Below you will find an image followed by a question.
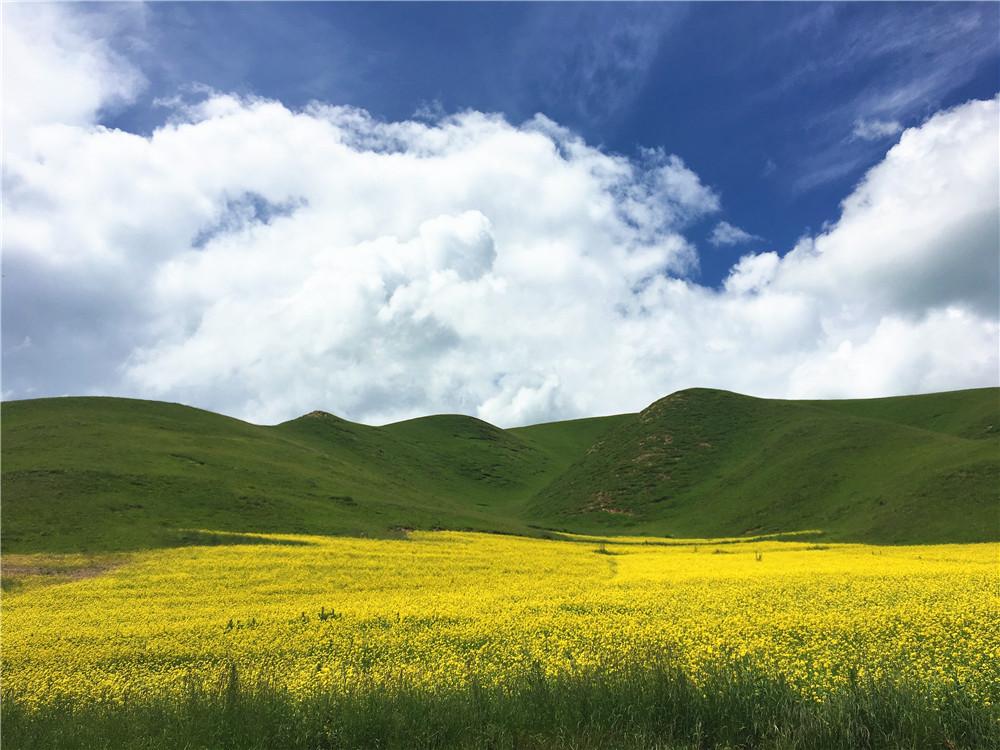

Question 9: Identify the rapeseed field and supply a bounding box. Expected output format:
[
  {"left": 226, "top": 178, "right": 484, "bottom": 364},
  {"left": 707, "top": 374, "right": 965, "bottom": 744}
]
[{"left": 3, "top": 532, "right": 998, "bottom": 748}]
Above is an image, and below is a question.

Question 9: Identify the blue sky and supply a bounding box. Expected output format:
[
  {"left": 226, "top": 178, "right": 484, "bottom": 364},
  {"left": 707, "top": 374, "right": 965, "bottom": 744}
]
[
  {"left": 101, "top": 2, "right": 1000, "bottom": 287},
  {"left": 4, "top": 2, "right": 999, "bottom": 425}
]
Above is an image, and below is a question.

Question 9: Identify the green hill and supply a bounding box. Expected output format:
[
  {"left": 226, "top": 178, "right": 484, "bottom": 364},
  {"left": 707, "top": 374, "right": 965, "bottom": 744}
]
[
  {"left": 2, "top": 388, "right": 996, "bottom": 553},
  {"left": 530, "top": 388, "right": 999, "bottom": 543},
  {"left": 0, "top": 398, "right": 606, "bottom": 553}
]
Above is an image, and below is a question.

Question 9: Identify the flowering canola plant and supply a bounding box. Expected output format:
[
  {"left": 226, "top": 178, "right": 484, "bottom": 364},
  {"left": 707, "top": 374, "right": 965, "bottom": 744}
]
[{"left": 3, "top": 532, "right": 998, "bottom": 708}]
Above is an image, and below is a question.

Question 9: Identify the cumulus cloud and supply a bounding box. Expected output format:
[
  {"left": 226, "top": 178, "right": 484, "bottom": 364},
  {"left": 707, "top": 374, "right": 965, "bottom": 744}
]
[
  {"left": 3, "top": 7, "right": 998, "bottom": 426},
  {"left": 852, "top": 118, "right": 903, "bottom": 141},
  {"left": 747, "top": 97, "right": 1000, "bottom": 318},
  {"left": 709, "top": 221, "right": 761, "bottom": 247},
  {"left": 1, "top": 4, "right": 145, "bottom": 151}
]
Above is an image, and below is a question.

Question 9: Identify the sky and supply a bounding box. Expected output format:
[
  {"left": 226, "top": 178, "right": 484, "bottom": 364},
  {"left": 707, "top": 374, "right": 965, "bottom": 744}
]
[{"left": 3, "top": 2, "right": 999, "bottom": 426}]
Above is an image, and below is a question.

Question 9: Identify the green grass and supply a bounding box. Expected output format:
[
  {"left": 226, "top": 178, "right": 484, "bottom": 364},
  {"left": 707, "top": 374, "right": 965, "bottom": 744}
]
[
  {"left": 4, "top": 660, "right": 995, "bottom": 750},
  {"left": 0, "top": 398, "right": 603, "bottom": 553},
  {"left": 532, "top": 388, "right": 1000, "bottom": 543},
  {"left": 2, "top": 387, "right": 997, "bottom": 554}
]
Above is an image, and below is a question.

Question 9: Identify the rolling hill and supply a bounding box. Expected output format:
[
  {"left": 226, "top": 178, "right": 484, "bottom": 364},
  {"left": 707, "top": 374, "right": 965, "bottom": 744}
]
[
  {"left": 2, "top": 388, "right": 996, "bottom": 552},
  {"left": 530, "top": 388, "right": 999, "bottom": 543}
]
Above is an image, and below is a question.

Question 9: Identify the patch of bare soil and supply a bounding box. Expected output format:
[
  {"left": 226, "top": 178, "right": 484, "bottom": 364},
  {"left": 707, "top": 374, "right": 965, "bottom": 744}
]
[
  {"left": 1, "top": 554, "right": 126, "bottom": 592},
  {"left": 583, "top": 491, "right": 636, "bottom": 516}
]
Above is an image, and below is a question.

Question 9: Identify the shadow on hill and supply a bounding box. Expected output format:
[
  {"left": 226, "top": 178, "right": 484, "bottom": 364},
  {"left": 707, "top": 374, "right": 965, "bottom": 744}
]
[
  {"left": 536, "top": 528, "right": 825, "bottom": 548},
  {"left": 169, "top": 530, "right": 316, "bottom": 548}
]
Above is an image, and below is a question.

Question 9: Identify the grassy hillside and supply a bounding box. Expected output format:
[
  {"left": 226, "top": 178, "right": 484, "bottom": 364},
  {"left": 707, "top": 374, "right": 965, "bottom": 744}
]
[
  {"left": 799, "top": 387, "right": 999, "bottom": 439},
  {"left": 530, "top": 388, "right": 999, "bottom": 543},
  {"left": 1, "top": 398, "right": 621, "bottom": 553},
  {"left": 2, "top": 388, "right": 997, "bottom": 552}
]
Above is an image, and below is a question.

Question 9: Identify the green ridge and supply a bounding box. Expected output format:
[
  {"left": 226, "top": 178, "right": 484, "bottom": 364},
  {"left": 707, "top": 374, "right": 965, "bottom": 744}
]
[
  {"left": 798, "top": 387, "right": 1000, "bottom": 440},
  {"left": 2, "top": 388, "right": 997, "bottom": 552},
  {"left": 531, "top": 388, "right": 999, "bottom": 543}
]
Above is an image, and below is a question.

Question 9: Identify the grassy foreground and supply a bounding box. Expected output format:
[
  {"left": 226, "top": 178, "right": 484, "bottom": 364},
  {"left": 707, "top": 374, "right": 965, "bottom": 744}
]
[
  {"left": 3, "top": 532, "right": 997, "bottom": 749},
  {"left": 4, "top": 662, "right": 995, "bottom": 750}
]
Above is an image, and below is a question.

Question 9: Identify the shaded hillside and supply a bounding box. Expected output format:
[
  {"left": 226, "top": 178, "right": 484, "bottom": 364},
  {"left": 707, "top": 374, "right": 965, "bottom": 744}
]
[
  {"left": 530, "top": 388, "right": 999, "bottom": 543},
  {"left": 2, "top": 388, "right": 997, "bottom": 552}
]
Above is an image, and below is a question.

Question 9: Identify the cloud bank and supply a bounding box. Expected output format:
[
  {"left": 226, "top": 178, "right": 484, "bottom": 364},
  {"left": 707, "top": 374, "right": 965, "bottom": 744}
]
[{"left": 3, "top": 6, "right": 998, "bottom": 426}]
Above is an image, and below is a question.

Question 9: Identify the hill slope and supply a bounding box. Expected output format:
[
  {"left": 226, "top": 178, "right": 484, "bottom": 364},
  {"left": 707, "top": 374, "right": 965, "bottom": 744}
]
[
  {"left": 1, "top": 398, "right": 624, "bottom": 552},
  {"left": 530, "top": 388, "right": 999, "bottom": 543},
  {"left": 2, "top": 388, "right": 996, "bottom": 552}
]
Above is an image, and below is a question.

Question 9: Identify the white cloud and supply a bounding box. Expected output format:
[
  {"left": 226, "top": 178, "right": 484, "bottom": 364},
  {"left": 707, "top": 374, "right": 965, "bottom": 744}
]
[
  {"left": 767, "top": 97, "right": 1000, "bottom": 317},
  {"left": 852, "top": 118, "right": 903, "bottom": 141},
  {"left": 478, "top": 373, "right": 568, "bottom": 427},
  {"left": 3, "top": 7, "right": 998, "bottom": 427},
  {"left": 709, "top": 221, "right": 761, "bottom": 247},
  {"left": 1, "top": 4, "right": 145, "bottom": 151},
  {"left": 787, "top": 308, "right": 998, "bottom": 399},
  {"left": 723, "top": 252, "right": 780, "bottom": 294}
]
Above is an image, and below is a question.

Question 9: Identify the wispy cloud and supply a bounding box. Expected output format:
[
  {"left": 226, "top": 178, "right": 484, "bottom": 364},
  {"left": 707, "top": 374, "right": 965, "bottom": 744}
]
[
  {"left": 851, "top": 118, "right": 902, "bottom": 141},
  {"left": 513, "top": 4, "right": 685, "bottom": 126},
  {"left": 709, "top": 221, "right": 761, "bottom": 247},
  {"left": 760, "top": 4, "right": 999, "bottom": 192}
]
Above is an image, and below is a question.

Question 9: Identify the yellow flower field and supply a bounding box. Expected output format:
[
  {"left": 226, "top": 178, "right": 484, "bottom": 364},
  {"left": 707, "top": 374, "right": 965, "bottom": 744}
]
[{"left": 3, "top": 532, "right": 998, "bottom": 709}]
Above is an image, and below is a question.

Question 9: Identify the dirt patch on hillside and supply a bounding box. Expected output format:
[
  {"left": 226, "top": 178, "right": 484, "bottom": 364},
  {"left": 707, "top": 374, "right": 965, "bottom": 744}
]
[
  {"left": 1, "top": 554, "right": 126, "bottom": 593},
  {"left": 583, "top": 491, "right": 636, "bottom": 516}
]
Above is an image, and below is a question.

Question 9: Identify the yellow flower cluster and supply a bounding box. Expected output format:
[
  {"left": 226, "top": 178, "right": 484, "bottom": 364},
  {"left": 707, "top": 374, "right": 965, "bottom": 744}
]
[{"left": 3, "top": 532, "right": 997, "bottom": 708}]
